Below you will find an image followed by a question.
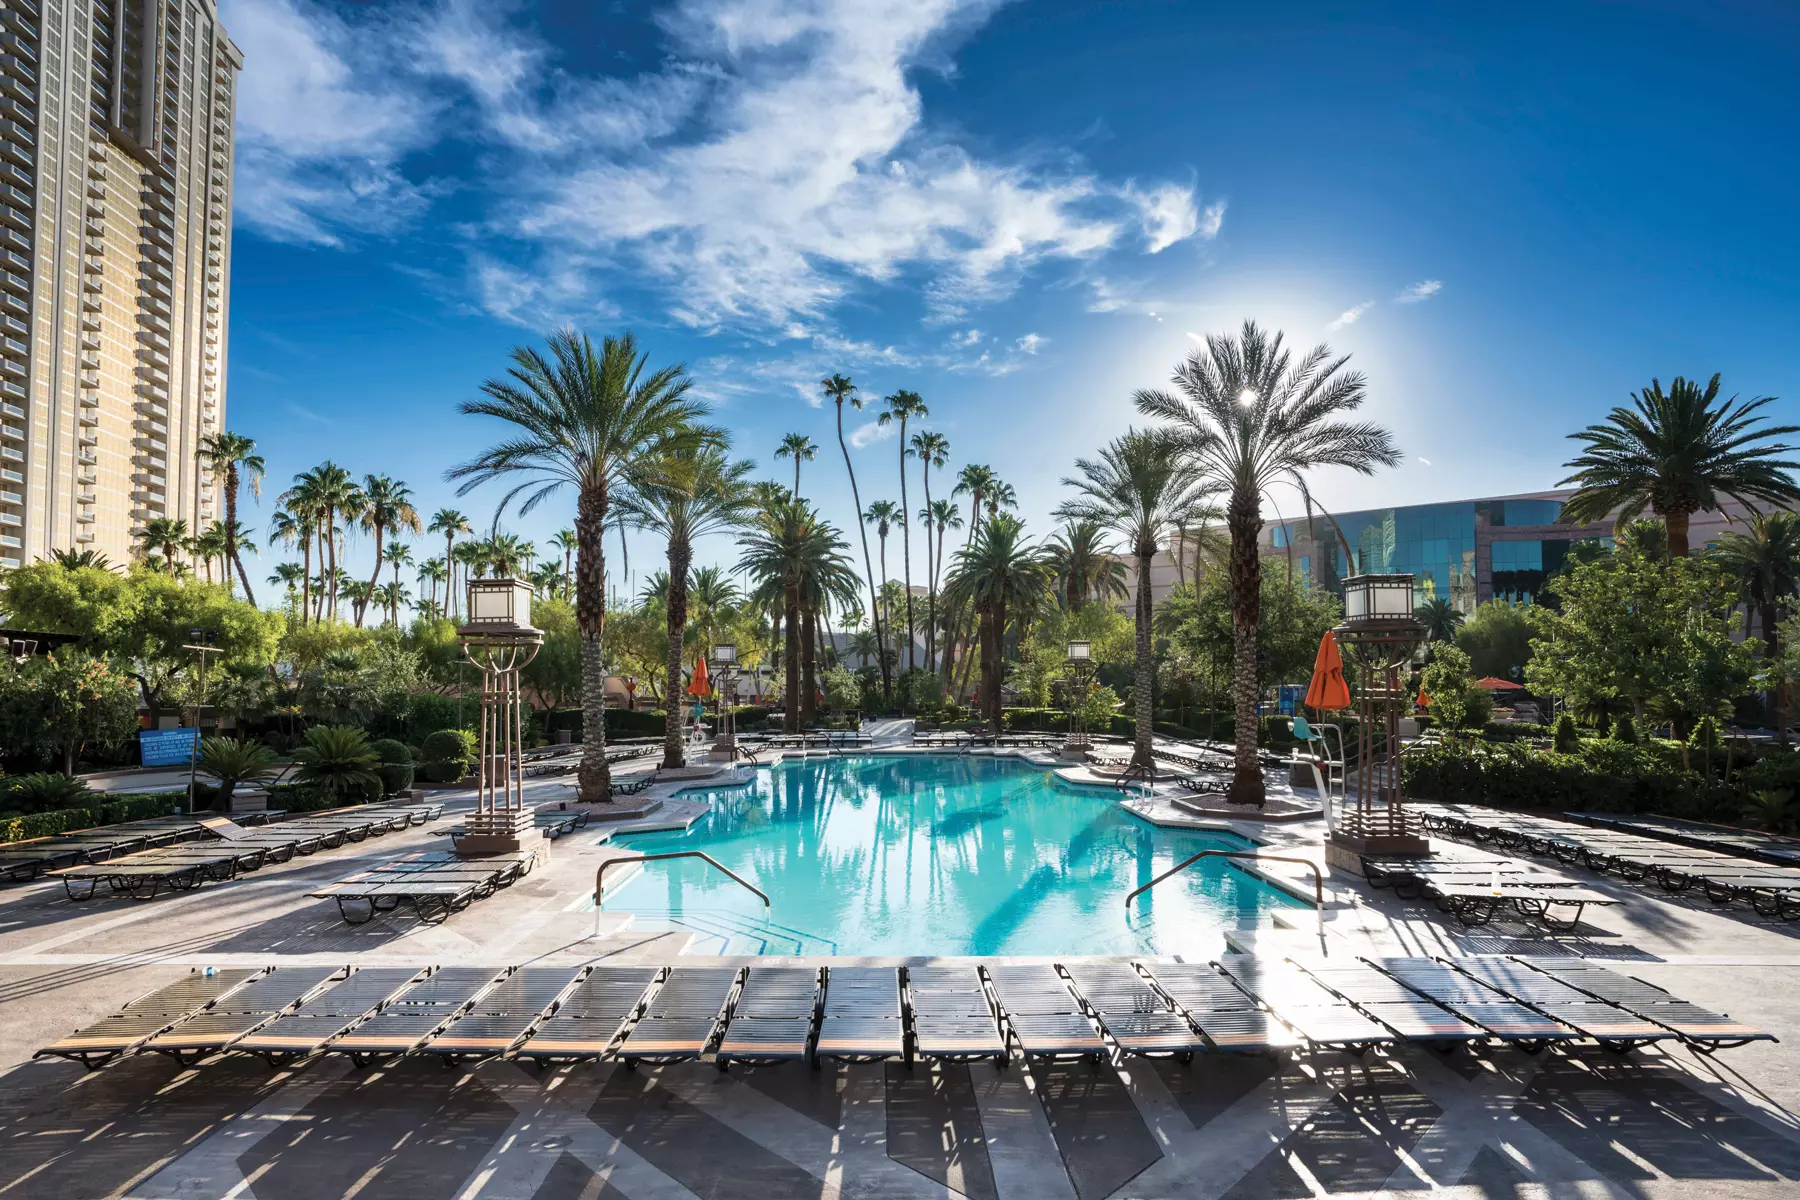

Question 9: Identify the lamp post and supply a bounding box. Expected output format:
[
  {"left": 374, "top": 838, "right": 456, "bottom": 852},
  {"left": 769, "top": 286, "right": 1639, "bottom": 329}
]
[
  {"left": 181, "top": 629, "right": 220, "bottom": 813},
  {"left": 1327, "top": 573, "right": 1431, "bottom": 870},
  {"left": 1061, "top": 640, "right": 1096, "bottom": 759},
  {"left": 454, "top": 577, "right": 543, "bottom": 856},
  {"left": 708, "top": 643, "right": 752, "bottom": 763}
]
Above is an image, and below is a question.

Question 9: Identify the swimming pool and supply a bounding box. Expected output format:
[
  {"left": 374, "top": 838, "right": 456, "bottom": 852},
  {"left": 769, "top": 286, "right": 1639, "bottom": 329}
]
[{"left": 601, "top": 755, "right": 1307, "bottom": 956}]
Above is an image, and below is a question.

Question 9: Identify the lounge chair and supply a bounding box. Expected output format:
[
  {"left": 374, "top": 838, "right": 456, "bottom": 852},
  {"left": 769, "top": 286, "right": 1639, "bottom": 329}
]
[
  {"left": 142, "top": 967, "right": 345, "bottom": 1065},
  {"left": 234, "top": 968, "right": 430, "bottom": 1064},
  {"left": 1295, "top": 961, "right": 1486, "bottom": 1045},
  {"left": 1440, "top": 958, "right": 1678, "bottom": 1052},
  {"left": 327, "top": 967, "right": 509, "bottom": 1066},
  {"left": 420, "top": 967, "right": 584, "bottom": 1063},
  {"left": 903, "top": 965, "right": 1003, "bottom": 1065},
  {"left": 986, "top": 965, "right": 1106, "bottom": 1060},
  {"left": 1367, "top": 958, "right": 1580, "bottom": 1053},
  {"left": 1060, "top": 962, "right": 1207, "bottom": 1059},
  {"left": 36, "top": 968, "right": 264, "bottom": 1069},
  {"left": 1140, "top": 962, "right": 1299, "bottom": 1053},
  {"left": 715, "top": 967, "right": 821, "bottom": 1068},
  {"left": 613, "top": 967, "right": 740, "bottom": 1066},
  {"left": 518, "top": 967, "right": 662, "bottom": 1063},
  {"left": 1517, "top": 958, "right": 1775, "bottom": 1052},
  {"left": 1214, "top": 959, "right": 1394, "bottom": 1054}
]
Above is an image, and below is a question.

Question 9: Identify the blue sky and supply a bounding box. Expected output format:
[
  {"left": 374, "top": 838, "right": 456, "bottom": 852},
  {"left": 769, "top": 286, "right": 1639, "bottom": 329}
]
[{"left": 219, "top": 0, "right": 1800, "bottom": 600}]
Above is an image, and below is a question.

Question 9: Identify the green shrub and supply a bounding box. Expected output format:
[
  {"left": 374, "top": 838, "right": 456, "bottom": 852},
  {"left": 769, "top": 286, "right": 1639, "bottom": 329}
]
[
  {"left": 898, "top": 669, "right": 944, "bottom": 714},
  {"left": 1401, "top": 734, "right": 1736, "bottom": 818},
  {"left": 368, "top": 738, "right": 413, "bottom": 764},
  {"left": 404, "top": 692, "right": 467, "bottom": 742},
  {"left": 195, "top": 738, "right": 281, "bottom": 811},
  {"left": 1688, "top": 716, "right": 1722, "bottom": 755},
  {"left": 1611, "top": 714, "right": 1638, "bottom": 744},
  {"left": 1553, "top": 714, "right": 1581, "bottom": 754},
  {"left": 0, "top": 773, "right": 95, "bottom": 815},
  {"left": 1743, "top": 789, "right": 1796, "bottom": 833},
  {"left": 0, "top": 793, "right": 185, "bottom": 843},
  {"left": 376, "top": 762, "right": 415, "bottom": 795},
  {"left": 293, "top": 725, "right": 383, "bottom": 802},
  {"left": 603, "top": 708, "right": 668, "bottom": 737}
]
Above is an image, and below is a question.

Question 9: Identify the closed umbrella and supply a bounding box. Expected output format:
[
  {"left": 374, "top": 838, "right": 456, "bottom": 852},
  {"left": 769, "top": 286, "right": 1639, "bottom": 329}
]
[
  {"left": 1304, "top": 631, "right": 1351, "bottom": 712},
  {"left": 687, "top": 656, "right": 711, "bottom": 697}
]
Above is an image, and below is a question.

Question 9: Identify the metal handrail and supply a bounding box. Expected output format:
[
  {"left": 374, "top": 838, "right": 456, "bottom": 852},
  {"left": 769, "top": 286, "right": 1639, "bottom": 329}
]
[
  {"left": 1124, "top": 851, "right": 1327, "bottom": 946},
  {"left": 593, "top": 852, "right": 770, "bottom": 936}
]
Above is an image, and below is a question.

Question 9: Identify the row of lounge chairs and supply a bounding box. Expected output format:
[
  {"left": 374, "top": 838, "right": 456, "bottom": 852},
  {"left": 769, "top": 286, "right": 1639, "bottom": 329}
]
[
  {"left": 50, "top": 803, "right": 444, "bottom": 901},
  {"left": 0, "top": 809, "right": 285, "bottom": 884},
  {"left": 1415, "top": 802, "right": 1800, "bottom": 920},
  {"left": 755, "top": 731, "right": 876, "bottom": 750},
  {"left": 309, "top": 848, "right": 538, "bottom": 925},
  {"left": 1570, "top": 810, "right": 1800, "bottom": 867},
  {"left": 37, "top": 952, "right": 1770, "bottom": 1072},
  {"left": 1360, "top": 853, "right": 1621, "bottom": 930}
]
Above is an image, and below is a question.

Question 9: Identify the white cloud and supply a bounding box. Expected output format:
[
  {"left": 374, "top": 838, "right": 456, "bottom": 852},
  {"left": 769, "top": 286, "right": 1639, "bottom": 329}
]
[
  {"left": 221, "top": 0, "right": 438, "bottom": 244},
  {"left": 1085, "top": 276, "right": 1162, "bottom": 318},
  {"left": 848, "top": 420, "right": 896, "bottom": 449},
  {"left": 1396, "top": 279, "right": 1443, "bottom": 303},
  {"left": 1327, "top": 301, "right": 1374, "bottom": 331},
  {"left": 1418, "top": 457, "right": 1432, "bottom": 466},
  {"left": 1015, "top": 332, "right": 1046, "bottom": 354},
  {"left": 1197, "top": 200, "right": 1227, "bottom": 238},
  {"left": 1126, "top": 182, "right": 1201, "bottom": 253},
  {"left": 950, "top": 329, "right": 982, "bottom": 347},
  {"left": 1185, "top": 331, "right": 1206, "bottom": 344}
]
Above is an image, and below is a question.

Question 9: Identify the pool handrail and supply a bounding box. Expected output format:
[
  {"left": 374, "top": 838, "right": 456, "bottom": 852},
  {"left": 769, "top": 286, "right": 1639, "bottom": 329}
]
[
  {"left": 1123, "top": 850, "right": 1327, "bottom": 947},
  {"left": 593, "top": 852, "right": 771, "bottom": 936}
]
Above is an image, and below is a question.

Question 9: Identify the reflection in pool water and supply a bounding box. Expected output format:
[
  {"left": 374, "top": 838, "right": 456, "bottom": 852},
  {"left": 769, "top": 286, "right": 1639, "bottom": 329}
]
[{"left": 602, "top": 755, "right": 1307, "bottom": 956}]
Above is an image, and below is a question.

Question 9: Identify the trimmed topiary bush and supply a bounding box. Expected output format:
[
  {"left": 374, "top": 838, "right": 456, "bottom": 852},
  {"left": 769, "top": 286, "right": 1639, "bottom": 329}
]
[
  {"left": 419, "top": 728, "right": 477, "bottom": 784},
  {"left": 368, "top": 738, "right": 413, "bottom": 764},
  {"left": 1553, "top": 713, "right": 1581, "bottom": 754},
  {"left": 1611, "top": 714, "right": 1638, "bottom": 744}
]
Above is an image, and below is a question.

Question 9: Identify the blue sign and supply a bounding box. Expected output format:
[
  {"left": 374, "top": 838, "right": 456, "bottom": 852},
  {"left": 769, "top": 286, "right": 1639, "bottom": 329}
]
[
  {"left": 139, "top": 727, "right": 200, "bottom": 768},
  {"left": 1278, "top": 684, "right": 1305, "bottom": 716}
]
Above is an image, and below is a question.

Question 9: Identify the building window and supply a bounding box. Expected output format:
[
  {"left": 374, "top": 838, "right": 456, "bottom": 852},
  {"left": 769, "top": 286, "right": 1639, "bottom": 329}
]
[{"left": 1492, "top": 499, "right": 1563, "bottom": 527}]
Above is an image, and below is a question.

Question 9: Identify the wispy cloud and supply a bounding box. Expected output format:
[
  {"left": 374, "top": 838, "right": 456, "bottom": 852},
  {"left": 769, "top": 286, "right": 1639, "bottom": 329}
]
[
  {"left": 950, "top": 329, "right": 983, "bottom": 347},
  {"left": 1396, "top": 279, "right": 1443, "bottom": 303},
  {"left": 848, "top": 420, "right": 896, "bottom": 449},
  {"left": 1327, "top": 301, "right": 1374, "bottom": 331},
  {"left": 1015, "top": 333, "right": 1046, "bottom": 354},
  {"left": 1197, "top": 200, "right": 1227, "bottom": 238},
  {"left": 1417, "top": 457, "right": 1432, "bottom": 466}
]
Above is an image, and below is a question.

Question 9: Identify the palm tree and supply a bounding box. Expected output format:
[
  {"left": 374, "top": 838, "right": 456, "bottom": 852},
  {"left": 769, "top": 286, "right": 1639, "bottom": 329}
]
[
  {"left": 1137, "top": 320, "right": 1400, "bottom": 803},
  {"left": 528, "top": 559, "right": 565, "bottom": 598},
  {"left": 945, "top": 464, "right": 998, "bottom": 691},
  {"left": 1415, "top": 597, "right": 1464, "bottom": 644},
  {"left": 618, "top": 447, "right": 755, "bottom": 767},
  {"left": 908, "top": 430, "right": 950, "bottom": 670},
  {"left": 269, "top": 561, "right": 306, "bottom": 612},
  {"left": 484, "top": 531, "right": 530, "bottom": 577},
  {"left": 1045, "top": 520, "right": 1128, "bottom": 611},
  {"left": 428, "top": 509, "right": 472, "bottom": 619},
  {"left": 270, "top": 492, "right": 318, "bottom": 624},
  {"left": 1714, "top": 511, "right": 1800, "bottom": 658},
  {"left": 286, "top": 462, "right": 357, "bottom": 622},
  {"left": 376, "top": 581, "right": 410, "bottom": 626},
  {"left": 341, "top": 579, "right": 375, "bottom": 627},
  {"left": 863, "top": 499, "right": 900, "bottom": 669},
  {"left": 738, "top": 500, "right": 858, "bottom": 731},
  {"left": 552, "top": 527, "right": 579, "bottom": 598},
  {"left": 943, "top": 514, "right": 1051, "bottom": 734},
  {"left": 877, "top": 390, "right": 928, "bottom": 671},
  {"left": 384, "top": 542, "right": 413, "bottom": 624},
  {"left": 688, "top": 564, "right": 743, "bottom": 651},
  {"left": 43, "top": 547, "right": 111, "bottom": 570},
  {"left": 1057, "top": 430, "right": 1209, "bottom": 771},
  {"left": 449, "top": 328, "right": 712, "bottom": 802},
  {"left": 774, "top": 432, "right": 818, "bottom": 499},
  {"left": 191, "top": 520, "right": 231, "bottom": 583},
  {"left": 137, "top": 516, "right": 189, "bottom": 571},
  {"left": 1560, "top": 374, "right": 1800, "bottom": 559},
  {"left": 824, "top": 374, "right": 891, "bottom": 705},
  {"left": 638, "top": 569, "right": 672, "bottom": 606},
  {"left": 195, "top": 431, "right": 264, "bottom": 603},
  {"left": 925, "top": 497, "right": 964, "bottom": 664},
  {"left": 357, "top": 476, "right": 421, "bottom": 624},
  {"left": 417, "top": 556, "right": 449, "bottom": 618}
]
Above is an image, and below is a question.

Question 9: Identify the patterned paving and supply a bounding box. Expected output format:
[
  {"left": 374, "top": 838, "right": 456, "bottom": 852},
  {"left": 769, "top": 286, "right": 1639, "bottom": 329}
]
[{"left": 3, "top": 1043, "right": 1799, "bottom": 1198}]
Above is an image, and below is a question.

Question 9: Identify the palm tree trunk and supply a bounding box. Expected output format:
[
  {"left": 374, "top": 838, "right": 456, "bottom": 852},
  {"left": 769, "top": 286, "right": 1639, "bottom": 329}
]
[
  {"left": 224, "top": 467, "right": 256, "bottom": 605},
  {"left": 839, "top": 404, "right": 890, "bottom": 705},
  {"left": 300, "top": 525, "right": 312, "bottom": 628},
  {"left": 617, "top": 511, "right": 630, "bottom": 604},
  {"left": 1665, "top": 509, "right": 1692, "bottom": 559},
  {"left": 1227, "top": 485, "right": 1265, "bottom": 804},
  {"left": 875, "top": 533, "right": 891, "bottom": 697},
  {"left": 663, "top": 537, "right": 691, "bottom": 769},
  {"left": 802, "top": 601, "right": 818, "bottom": 727},
  {"left": 363, "top": 522, "right": 386, "bottom": 622},
  {"left": 1130, "top": 545, "right": 1155, "bottom": 770},
  {"left": 899, "top": 424, "right": 915, "bottom": 674},
  {"left": 985, "top": 602, "right": 1004, "bottom": 734},
  {"left": 784, "top": 577, "right": 801, "bottom": 733},
  {"left": 922, "top": 466, "right": 935, "bottom": 672},
  {"left": 576, "top": 485, "right": 613, "bottom": 802},
  {"left": 325, "top": 507, "right": 339, "bottom": 621},
  {"left": 946, "top": 493, "right": 983, "bottom": 695}
]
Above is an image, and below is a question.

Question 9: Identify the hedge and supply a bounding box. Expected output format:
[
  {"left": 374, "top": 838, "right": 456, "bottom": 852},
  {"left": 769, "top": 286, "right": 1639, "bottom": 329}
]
[
  {"left": 0, "top": 792, "right": 186, "bottom": 843},
  {"left": 1400, "top": 736, "right": 1741, "bottom": 819},
  {"left": 543, "top": 707, "right": 670, "bottom": 738}
]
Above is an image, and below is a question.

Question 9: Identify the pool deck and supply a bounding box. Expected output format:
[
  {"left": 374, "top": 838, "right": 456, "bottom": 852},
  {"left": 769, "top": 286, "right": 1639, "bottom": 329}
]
[{"left": 4, "top": 743, "right": 1800, "bottom": 1197}]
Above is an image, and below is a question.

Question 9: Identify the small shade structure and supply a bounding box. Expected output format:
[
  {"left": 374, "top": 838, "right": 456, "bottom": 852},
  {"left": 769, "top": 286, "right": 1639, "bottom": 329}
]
[
  {"left": 687, "top": 656, "right": 711, "bottom": 697},
  {"left": 1304, "top": 631, "right": 1351, "bottom": 711}
]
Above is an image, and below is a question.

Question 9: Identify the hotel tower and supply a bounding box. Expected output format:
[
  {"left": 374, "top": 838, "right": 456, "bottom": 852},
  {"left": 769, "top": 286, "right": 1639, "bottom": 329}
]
[{"left": 0, "top": 0, "right": 239, "bottom": 568}]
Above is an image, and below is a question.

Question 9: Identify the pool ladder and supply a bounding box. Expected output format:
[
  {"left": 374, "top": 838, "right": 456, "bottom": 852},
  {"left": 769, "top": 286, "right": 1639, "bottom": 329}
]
[{"left": 593, "top": 852, "right": 771, "bottom": 937}]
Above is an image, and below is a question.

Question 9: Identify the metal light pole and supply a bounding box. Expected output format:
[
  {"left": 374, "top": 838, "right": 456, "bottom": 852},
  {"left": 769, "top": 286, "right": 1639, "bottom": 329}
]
[
  {"left": 181, "top": 629, "right": 221, "bottom": 813},
  {"left": 709, "top": 643, "right": 754, "bottom": 762},
  {"left": 453, "top": 578, "right": 543, "bottom": 856},
  {"left": 1327, "top": 573, "right": 1432, "bottom": 871},
  {"left": 1061, "top": 640, "right": 1096, "bottom": 759}
]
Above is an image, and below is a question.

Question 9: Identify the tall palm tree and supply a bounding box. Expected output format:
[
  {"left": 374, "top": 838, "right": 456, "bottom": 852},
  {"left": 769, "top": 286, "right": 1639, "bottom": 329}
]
[
  {"left": 1137, "top": 320, "right": 1400, "bottom": 803},
  {"left": 342, "top": 578, "right": 375, "bottom": 627},
  {"left": 738, "top": 500, "right": 857, "bottom": 732},
  {"left": 1560, "top": 374, "right": 1800, "bottom": 559},
  {"left": 824, "top": 373, "right": 890, "bottom": 704},
  {"left": 943, "top": 514, "right": 1051, "bottom": 733},
  {"left": 190, "top": 520, "right": 231, "bottom": 583},
  {"left": 925, "top": 497, "right": 964, "bottom": 664},
  {"left": 286, "top": 463, "right": 358, "bottom": 622},
  {"left": 357, "top": 476, "right": 420, "bottom": 624},
  {"left": 376, "top": 581, "right": 410, "bottom": 626},
  {"left": 945, "top": 464, "right": 998, "bottom": 690},
  {"left": 449, "top": 328, "right": 712, "bottom": 802},
  {"left": 269, "top": 561, "right": 305, "bottom": 615},
  {"left": 864, "top": 499, "right": 900, "bottom": 669},
  {"left": 1415, "top": 597, "right": 1464, "bottom": 644},
  {"left": 877, "top": 390, "right": 928, "bottom": 671},
  {"left": 195, "top": 431, "right": 264, "bottom": 602},
  {"left": 774, "top": 433, "right": 818, "bottom": 499},
  {"left": 689, "top": 565, "right": 743, "bottom": 652},
  {"left": 428, "top": 509, "right": 472, "bottom": 619},
  {"left": 1714, "top": 511, "right": 1800, "bottom": 659},
  {"left": 1057, "top": 430, "right": 1209, "bottom": 771},
  {"left": 618, "top": 447, "right": 755, "bottom": 768},
  {"left": 384, "top": 542, "right": 413, "bottom": 624},
  {"left": 552, "top": 527, "right": 579, "bottom": 598},
  {"left": 417, "top": 556, "right": 449, "bottom": 618},
  {"left": 909, "top": 430, "right": 950, "bottom": 671},
  {"left": 272, "top": 489, "right": 319, "bottom": 624},
  {"left": 137, "top": 516, "right": 189, "bottom": 571},
  {"left": 1045, "top": 520, "right": 1129, "bottom": 611},
  {"left": 528, "top": 560, "right": 564, "bottom": 598}
]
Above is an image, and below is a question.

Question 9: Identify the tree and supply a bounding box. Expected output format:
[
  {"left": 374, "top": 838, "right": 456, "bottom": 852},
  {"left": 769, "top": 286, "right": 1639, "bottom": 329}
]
[
  {"left": 552, "top": 527, "right": 578, "bottom": 598},
  {"left": 774, "top": 433, "right": 817, "bottom": 498},
  {"left": 1415, "top": 597, "right": 1464, "bottom": 644},
  {"left": 138, "top": 516, "right": 190, "bottom": 572},
  {"left": 1158, "top": 569, "right": 1343, "bottom": 716},
  {"left": 43, "top": 547, "right": 111, "bottom": 571},
  {"left": 1057, "top": 429, "right": 1208, "bottom": 771},
  {"left": 1137, "top": 320, "right": 1399, "bottom": 804},
  {"left": 191, "top": 520, "right": 230, "bottom": 584},
  {"left": 737, "top": 500, "right": 857, "bottom": 731},
  {"left": 1713, "top": 510, "right": 1800, "bottom": 660},
  {"left": 824, "top": 374, "right": 891, "bottom": 705},
  {"left": 1455, "top": 601, "right": 1536, "bottom": 682},
  {"left": 1560, "top": 373, "right": 1800, "bottom": 558},
  {"left": 269, "top": 561, "right": 306, "bottom": 613},
  {"left": 357, "top": 476, "right": 420, "bottom": 625},
  {"left": 863, "top": 499, "right": 900, "bottom": 676},
  {"left": 267, "top": 504, "right": 312, "bottom": 624},
  {"left": 196, "top": 737, "right": 279, "bottom": 811},
  {"left": 1418, "top": 644, "right": 1490, "bottom": 730},
  {"left": 909, "top": 429, "right": 950, "bottom": 671},
  {"left": 618, "top": 447, "right": 754, "bottom": 767},
  {"left": 521, "top": 595, "right": 583, "bottom": 728},
  {"left": 292, "top": 725, "right": 382, "bottom": 802},
  {"left": 0, "top": 647, "right": 138, "bottom": 773},
  {"left": 942, "top": 514, "right": 1051, "bottom": 733},
  {"left": 925, "top": 497, "right": 963, "bottom": 666},
  {"left": 284, "top": 462, "right": 358, "bottom": 622},
  {"left": 383, "top": 543, "right": 414, "bottom": 625},
  {"left": 450, "top": 329, "right": 712, "bottom": 801},
  {"left": 428, "top": 509, "right": 472, "bottom": 620},
  {"left": 195, "top": 431, "right": 265, "bottom": 603},
  {"left": 1045, "top": 520, "right": 1128, "bottom": 612},
  {"left": 877, "top": 390, "right": 928, "bottom": 670}
]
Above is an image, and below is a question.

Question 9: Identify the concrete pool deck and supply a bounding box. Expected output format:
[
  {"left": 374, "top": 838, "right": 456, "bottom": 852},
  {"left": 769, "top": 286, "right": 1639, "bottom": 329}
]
[{"left": 4, "top": 750, "right": 1800, "bottom": 1197}]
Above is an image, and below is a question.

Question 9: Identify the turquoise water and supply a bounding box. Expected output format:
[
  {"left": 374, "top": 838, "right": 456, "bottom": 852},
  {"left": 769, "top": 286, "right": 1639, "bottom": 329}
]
[{"left": 602, "top": 755, "right": 1307, "bottom": 956}]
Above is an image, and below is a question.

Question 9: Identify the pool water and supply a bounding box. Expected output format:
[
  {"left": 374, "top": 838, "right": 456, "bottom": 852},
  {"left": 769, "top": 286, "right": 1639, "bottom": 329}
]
[{"left": 602, "top": 755, "right": 1307, "bottom": 956}]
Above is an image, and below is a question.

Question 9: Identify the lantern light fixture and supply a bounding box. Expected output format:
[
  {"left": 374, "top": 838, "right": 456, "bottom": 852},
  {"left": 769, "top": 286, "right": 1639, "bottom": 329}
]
[
  {"left": 1340, "top": 574, "right": 1417, "bottom": 625},
  {"left": 462, "top": 577, "right": 538, "bottom": 636},
  {"left": 1066, "top": 640, "right": 1092, "bottom": 663},
  {"left": 712, "top": 643, "right": 737, "bottom": 665}
]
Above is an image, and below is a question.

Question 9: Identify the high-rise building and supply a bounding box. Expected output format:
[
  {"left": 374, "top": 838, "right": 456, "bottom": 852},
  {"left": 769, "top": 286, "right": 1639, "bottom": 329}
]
[{"left": 0, "top": 0, "right": 239, "bottom": 569}]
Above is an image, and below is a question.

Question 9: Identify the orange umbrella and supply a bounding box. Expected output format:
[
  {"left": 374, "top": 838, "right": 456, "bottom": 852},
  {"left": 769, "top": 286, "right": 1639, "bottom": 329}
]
[
  {"left": 687, "top": 656, "right": 710, "bottom": 697},
  {"left": 1304, "top": 631, "right": 1351, "bottom": 711}
]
